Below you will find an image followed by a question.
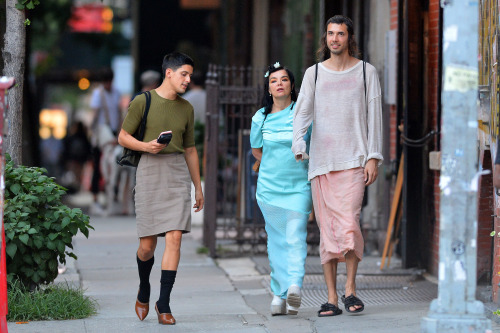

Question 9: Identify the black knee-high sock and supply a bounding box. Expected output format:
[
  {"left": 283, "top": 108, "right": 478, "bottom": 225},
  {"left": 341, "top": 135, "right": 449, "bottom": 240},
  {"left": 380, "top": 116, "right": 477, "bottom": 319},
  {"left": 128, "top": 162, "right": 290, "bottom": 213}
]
[
  {"left": 136, "top": 255, "right": 154, "bottom": 303},
  {"left": 157, "top": 270, "right": 177, "bottom": 313}
]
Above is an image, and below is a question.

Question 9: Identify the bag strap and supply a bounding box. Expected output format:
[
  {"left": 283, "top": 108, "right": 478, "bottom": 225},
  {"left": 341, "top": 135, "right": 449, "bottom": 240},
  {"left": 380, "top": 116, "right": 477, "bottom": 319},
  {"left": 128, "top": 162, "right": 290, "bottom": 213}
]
[
  {"left": 313, "top": 63, "right": 318, "bottom": 108},
  {"left": 363, "top": 61, "right": 367, "bottom": 112},
  {"left": 136, "top": 91, "right": 151, "bottom": 141},
  {"left": 315, "top": 63, "right": 318, "bottom": 85}
]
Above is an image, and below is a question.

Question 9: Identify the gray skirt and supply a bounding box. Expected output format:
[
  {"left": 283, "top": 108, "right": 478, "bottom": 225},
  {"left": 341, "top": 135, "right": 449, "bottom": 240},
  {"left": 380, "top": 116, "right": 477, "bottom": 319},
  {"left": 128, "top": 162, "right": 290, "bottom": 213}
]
[{"left": 135, "top": 153, "right": 191, "bottom": 238}]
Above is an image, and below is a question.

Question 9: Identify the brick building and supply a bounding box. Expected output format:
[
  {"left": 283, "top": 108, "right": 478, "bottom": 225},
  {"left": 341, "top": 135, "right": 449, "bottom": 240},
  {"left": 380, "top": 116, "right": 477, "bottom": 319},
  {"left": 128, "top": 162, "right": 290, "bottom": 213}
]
[
  {"left": 389, "top": 0, "right": 498, "bottom": 303},
  {"left": 209, "top": 0, "right": 500, "bottom": 304},
  {"left": 478, "top": 0, "right": 500, "bottom": 302}
]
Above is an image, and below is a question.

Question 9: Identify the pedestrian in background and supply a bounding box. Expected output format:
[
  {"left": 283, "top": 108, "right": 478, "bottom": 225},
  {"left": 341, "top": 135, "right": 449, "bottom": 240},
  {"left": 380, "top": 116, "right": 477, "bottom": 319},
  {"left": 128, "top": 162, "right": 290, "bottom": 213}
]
[
  {"left": 118, "top": 52, "right": 204, "bottom": 325},
  {"left": 140, "top": 70, "right": 161, "bottom": 92},
  {"left": 292, "top": 15, "right": 383, "bottom": 317},
  {"left": 182, "top": 70, "right": 206, "bottom": 175},
  {"left": 182, "top": 71, "right": 206, "bottom": 124},
  {"left": 89, "top": 68, "right": 122, "bottom": 214},
  {"left": 250, "top": 62, "right": 311, "bottom": 316},
  {"left": 114, "top": 70, "right": 162, "bottom": 216},
  {"left": 61, "top": 121, "right": 92, "bottom": 192}
]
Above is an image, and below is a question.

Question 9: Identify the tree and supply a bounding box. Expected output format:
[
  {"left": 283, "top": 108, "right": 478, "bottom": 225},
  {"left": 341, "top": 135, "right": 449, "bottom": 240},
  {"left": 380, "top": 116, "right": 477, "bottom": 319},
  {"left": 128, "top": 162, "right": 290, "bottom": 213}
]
[
  {"left": 2, "top": 0, "right": 71, "bottom": 165},
  {"left": 2, "top": 0, "right": 26, "bottom": 165}
]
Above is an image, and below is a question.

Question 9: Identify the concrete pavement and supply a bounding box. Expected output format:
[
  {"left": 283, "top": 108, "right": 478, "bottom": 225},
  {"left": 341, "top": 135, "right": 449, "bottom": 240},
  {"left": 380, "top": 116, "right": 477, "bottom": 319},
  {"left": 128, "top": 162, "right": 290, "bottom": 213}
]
[{"left": 7, "top": 209, "right": 500, "bottom": 332}]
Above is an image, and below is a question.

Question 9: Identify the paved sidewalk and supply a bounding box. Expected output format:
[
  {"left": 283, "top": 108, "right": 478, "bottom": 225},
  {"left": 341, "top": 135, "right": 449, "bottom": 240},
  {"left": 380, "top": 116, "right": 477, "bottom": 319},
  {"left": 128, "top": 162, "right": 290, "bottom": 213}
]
[{"left": 7, "top": 213, "right": 500, "bottom": 333}]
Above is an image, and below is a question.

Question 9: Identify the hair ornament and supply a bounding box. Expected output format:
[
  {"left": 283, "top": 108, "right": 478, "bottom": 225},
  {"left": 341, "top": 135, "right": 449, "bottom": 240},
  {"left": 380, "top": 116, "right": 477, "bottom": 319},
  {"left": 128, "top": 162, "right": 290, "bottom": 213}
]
[
  {"left": 264, "top": 71, "right": 269, "bottom": 78},
  {"left": 273, "top": 62, "right": 281, "bottom": 68}
]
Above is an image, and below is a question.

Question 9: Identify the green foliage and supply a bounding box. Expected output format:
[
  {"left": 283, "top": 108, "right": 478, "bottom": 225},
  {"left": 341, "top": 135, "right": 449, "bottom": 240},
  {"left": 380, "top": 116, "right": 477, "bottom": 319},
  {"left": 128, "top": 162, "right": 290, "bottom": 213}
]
[
  {"left": 15, "top": 0, "right": 40, "bottom": 11},
  {"left": 7, "top": 279, "right": 98, "bottom": 321},
  {"left": 196, "top": 246, "right": 208, "bottom": 254},
  {"left": 29, "top": 0, "right": 73, "bottom": 53},
  {"left": 4, "top": 156, "right": 93, "bottom": 287}
]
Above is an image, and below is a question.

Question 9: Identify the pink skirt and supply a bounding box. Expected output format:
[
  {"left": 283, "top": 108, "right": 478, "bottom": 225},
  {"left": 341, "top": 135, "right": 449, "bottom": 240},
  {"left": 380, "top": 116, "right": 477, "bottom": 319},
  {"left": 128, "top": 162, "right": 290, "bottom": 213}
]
[{"left": 311, "top": 168, "right": 365, "bottom": 264}]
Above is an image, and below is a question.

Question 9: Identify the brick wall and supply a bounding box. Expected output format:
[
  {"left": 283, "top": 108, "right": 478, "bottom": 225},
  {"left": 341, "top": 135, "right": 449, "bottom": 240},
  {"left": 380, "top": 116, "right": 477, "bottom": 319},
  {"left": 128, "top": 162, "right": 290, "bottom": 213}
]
[
  {"left": 389, "top": 0, "right": 449, "bottom": 278},
  {"left": 477, "top": 150, "right": 494, "bottom": 283},
  {"left": 477, "top": 0, "right": 500, "bottom": 301}
]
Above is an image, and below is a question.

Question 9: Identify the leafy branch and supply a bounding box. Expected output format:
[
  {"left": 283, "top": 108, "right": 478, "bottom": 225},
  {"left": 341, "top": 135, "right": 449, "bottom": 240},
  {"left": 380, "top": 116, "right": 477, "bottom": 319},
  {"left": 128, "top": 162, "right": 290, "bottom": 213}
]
[{"left": 15, "top": 0, "right": 40, "bottom": 25}]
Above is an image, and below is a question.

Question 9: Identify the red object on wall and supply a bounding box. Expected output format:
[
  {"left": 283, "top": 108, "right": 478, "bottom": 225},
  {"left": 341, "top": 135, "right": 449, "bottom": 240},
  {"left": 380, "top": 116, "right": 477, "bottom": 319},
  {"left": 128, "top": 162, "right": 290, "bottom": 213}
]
[
  {"left": 0, "top": 77, "right": 15, "bottom": 333},
  {"left": 68, "top": 4, "right": 113, "bottom": 34}
]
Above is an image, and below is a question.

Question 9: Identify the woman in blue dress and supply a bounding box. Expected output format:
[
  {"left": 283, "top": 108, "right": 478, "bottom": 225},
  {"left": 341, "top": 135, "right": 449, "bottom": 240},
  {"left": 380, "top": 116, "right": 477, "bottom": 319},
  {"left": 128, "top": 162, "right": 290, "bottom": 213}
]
[{"left": 250, "top": 63, "right": 312, "bottom": 316}]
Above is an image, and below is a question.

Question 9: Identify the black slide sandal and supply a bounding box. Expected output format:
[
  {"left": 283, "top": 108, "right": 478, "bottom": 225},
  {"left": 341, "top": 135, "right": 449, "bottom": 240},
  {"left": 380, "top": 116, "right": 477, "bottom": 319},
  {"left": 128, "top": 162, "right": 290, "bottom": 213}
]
[
  {"left": 341, "top": 294, "right": 365, "bottom": 313},
  {"left": 317, "top": 302, "right": 343, "bottom": 317}
]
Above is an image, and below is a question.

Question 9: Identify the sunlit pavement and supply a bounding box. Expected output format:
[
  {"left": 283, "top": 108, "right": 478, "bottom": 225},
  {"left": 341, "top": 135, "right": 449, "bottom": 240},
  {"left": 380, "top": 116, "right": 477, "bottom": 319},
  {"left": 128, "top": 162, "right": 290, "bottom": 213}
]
[{"left": 7, "top": 190, "right": 500, "bottom": 333}]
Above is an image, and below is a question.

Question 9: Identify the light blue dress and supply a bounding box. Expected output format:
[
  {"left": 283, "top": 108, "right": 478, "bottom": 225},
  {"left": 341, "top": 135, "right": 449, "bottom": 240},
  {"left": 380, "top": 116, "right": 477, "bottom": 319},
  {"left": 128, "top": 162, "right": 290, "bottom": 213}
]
[{"left": 250, "top": 102, "right": 312, "bottom": 298}]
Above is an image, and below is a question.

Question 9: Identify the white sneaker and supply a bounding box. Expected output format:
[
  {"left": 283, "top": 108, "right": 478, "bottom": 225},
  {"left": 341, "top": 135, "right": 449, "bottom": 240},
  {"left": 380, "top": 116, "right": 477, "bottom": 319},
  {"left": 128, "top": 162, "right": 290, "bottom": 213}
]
[
  {"left": 286, "top": 284, "right": 301, "bottom": 315},
  {"left": 270, "top": 295, "right": 286, "bottom": 316},
  {"left": 90, "top": 202, "right": 106, "bottom": 216}
]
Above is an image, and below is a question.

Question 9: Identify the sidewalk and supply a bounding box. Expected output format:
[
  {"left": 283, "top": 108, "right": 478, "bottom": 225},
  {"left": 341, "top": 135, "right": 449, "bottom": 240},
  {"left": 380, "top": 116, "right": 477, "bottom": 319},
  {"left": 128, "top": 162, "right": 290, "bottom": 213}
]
[{"left": 7, "top": 212, "right": 500, "bottom": 332}]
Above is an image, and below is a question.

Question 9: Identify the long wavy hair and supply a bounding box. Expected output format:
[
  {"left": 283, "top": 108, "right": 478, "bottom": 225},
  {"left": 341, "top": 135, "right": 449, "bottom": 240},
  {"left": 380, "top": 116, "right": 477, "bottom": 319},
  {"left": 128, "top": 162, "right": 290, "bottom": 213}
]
[
  {"left": 316, "top": 15, "right": 359, "bottom": 61},
  {"left": 261, "top": 64, "right": 297, "bottom": 116}
]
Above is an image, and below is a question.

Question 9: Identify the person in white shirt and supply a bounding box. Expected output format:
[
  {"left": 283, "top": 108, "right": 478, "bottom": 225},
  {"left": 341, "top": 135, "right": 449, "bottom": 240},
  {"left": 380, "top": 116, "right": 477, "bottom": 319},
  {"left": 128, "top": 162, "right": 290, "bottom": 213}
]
[
  {"left": 89, "top": 68, "right": 122, "bottom": 213},
  {"left": 292, "top": 15, "right": 383, "bottom": 317},
  {"left": 182, "top": 71, "right": 206, "bottom": 124}
]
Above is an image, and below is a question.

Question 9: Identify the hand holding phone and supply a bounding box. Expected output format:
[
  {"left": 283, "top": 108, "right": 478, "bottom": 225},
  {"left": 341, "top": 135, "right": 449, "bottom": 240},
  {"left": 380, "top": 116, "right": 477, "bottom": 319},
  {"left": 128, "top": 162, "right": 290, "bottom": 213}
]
[{"left": 157, "top": 130, "right": 172, "bottom": 145}]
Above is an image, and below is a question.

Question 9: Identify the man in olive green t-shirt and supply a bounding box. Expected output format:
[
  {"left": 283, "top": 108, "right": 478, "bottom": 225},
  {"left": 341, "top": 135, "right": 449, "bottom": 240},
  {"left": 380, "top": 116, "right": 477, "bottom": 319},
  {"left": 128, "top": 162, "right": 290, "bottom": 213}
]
[{"left": 118, "top": 52, "right": 204, "bottom": 325}]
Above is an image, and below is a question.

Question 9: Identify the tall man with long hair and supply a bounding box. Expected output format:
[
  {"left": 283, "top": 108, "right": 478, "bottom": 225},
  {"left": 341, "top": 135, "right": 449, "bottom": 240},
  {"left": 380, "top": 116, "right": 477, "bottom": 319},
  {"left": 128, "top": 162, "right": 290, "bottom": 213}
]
[{"left": 292, "top": 15, "right": 383, "bottom": 317}]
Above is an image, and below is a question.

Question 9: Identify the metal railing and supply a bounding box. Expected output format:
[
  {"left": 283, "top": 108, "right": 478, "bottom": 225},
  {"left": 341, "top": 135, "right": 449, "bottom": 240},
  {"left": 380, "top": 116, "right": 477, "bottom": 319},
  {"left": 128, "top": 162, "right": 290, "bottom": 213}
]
[{"left": 202, "top": 64, "right": 319, "bottom": 258}]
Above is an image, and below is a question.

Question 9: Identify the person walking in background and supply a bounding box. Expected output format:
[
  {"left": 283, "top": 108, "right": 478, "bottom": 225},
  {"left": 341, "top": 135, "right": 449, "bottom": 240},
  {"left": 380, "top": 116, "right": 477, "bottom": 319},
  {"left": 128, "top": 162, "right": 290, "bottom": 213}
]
[
  {"left": 118, "top": 52, "right": 204, "bottom": 325},
  {"left": 250, "top": 62, "right": 312, "bottom": 316},
  {"left": 140, "top": 70, "right": 161, "bottom": 92},
  {"left": 181, "top": 71, "right": 206, "bottom": 124},
  {"left": 182, "top": 71, "right": 207, "bottom": 175},
  {"left": 113, "top": 70, "right": 162, "bottom": 216},
  {"left": 292, "top": 15, "right": 383, "bottom": 317},
  {"left": 89, "top": 68, "right": 122, "bottom": 214},
  {"left": 61, "top": 121, "right": 92, "bottom": 193}
]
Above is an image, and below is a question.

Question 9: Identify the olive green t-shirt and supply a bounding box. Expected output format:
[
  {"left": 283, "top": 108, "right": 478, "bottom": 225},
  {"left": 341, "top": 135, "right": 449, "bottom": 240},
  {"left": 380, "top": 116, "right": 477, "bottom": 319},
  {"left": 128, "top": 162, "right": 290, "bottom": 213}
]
[{"left": 122, "top": 90, "right": 195, "bottom": 154}]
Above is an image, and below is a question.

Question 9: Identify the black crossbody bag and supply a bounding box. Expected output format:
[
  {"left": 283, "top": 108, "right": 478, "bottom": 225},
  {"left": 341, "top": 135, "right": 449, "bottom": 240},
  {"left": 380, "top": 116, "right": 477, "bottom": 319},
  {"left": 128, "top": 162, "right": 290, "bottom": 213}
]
[{"left": 116, "top": 91, "right": 151, "bottom": 167}]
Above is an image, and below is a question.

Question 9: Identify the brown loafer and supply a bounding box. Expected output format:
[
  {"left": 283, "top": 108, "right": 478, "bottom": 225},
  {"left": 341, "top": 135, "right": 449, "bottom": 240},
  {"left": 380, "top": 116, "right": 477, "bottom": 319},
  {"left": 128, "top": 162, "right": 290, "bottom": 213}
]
[
  {"left": 135, "top": 299, "right": 149, "bottom": 321},
  {"left": 155, "top": 303, "right": 176, "bottom": 325}
]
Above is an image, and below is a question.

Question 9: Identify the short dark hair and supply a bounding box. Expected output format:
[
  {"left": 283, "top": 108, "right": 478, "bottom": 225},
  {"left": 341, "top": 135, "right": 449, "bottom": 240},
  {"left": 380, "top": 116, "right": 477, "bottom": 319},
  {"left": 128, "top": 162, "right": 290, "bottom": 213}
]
[
  {"left": 190, "top": 71, "right": 205, "bottom": 86},
  {"left": 100, "top": 67, "right": 114, "bottom": 82},
  {"left": 261, "top": 63, "right": 297, "bottom": 116},
  {"left": 161, "top": 52, "right": 194, "bottom": 78},
  {"left": 316, "top": 15, "right": 359, "bottom": 61}
]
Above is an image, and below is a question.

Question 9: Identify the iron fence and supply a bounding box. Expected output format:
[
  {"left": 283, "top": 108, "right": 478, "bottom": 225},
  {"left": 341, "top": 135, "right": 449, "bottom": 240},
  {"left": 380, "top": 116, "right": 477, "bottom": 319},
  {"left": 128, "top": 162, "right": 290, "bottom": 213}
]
[{"left": 202, "top": 64, "right": 319, "bottom": 258}]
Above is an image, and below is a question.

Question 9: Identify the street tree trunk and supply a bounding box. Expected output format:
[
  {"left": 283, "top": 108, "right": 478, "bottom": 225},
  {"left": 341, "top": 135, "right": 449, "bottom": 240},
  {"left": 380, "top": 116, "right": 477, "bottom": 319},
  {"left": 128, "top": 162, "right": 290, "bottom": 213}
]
[{"left": 2, "top": 0, "right": 25, "bottom": 165}]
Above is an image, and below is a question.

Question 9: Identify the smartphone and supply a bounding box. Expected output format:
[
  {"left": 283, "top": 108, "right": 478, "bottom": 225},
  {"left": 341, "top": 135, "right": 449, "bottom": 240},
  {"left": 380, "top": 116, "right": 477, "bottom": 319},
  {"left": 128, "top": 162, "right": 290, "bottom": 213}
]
[{"left": 157, "top": 130, "right": 172, "bottom": 145}]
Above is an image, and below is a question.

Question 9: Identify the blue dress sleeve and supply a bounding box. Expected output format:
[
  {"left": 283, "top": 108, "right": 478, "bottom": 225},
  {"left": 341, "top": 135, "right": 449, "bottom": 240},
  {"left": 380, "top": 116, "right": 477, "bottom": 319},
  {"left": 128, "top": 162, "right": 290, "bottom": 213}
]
[
  {"left": 250, "top": 108, "right": 265, "bottom": 148},
  {"left": 304, "top": 122, "right": 313, "bottom": 144}
]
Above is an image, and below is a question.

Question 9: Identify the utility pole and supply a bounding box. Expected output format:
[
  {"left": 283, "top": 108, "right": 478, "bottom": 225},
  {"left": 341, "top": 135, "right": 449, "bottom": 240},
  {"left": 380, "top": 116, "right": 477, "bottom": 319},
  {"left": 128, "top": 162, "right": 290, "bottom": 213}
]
[{"left": 421, "top": 1, "right": 491, "bottom": 332}]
